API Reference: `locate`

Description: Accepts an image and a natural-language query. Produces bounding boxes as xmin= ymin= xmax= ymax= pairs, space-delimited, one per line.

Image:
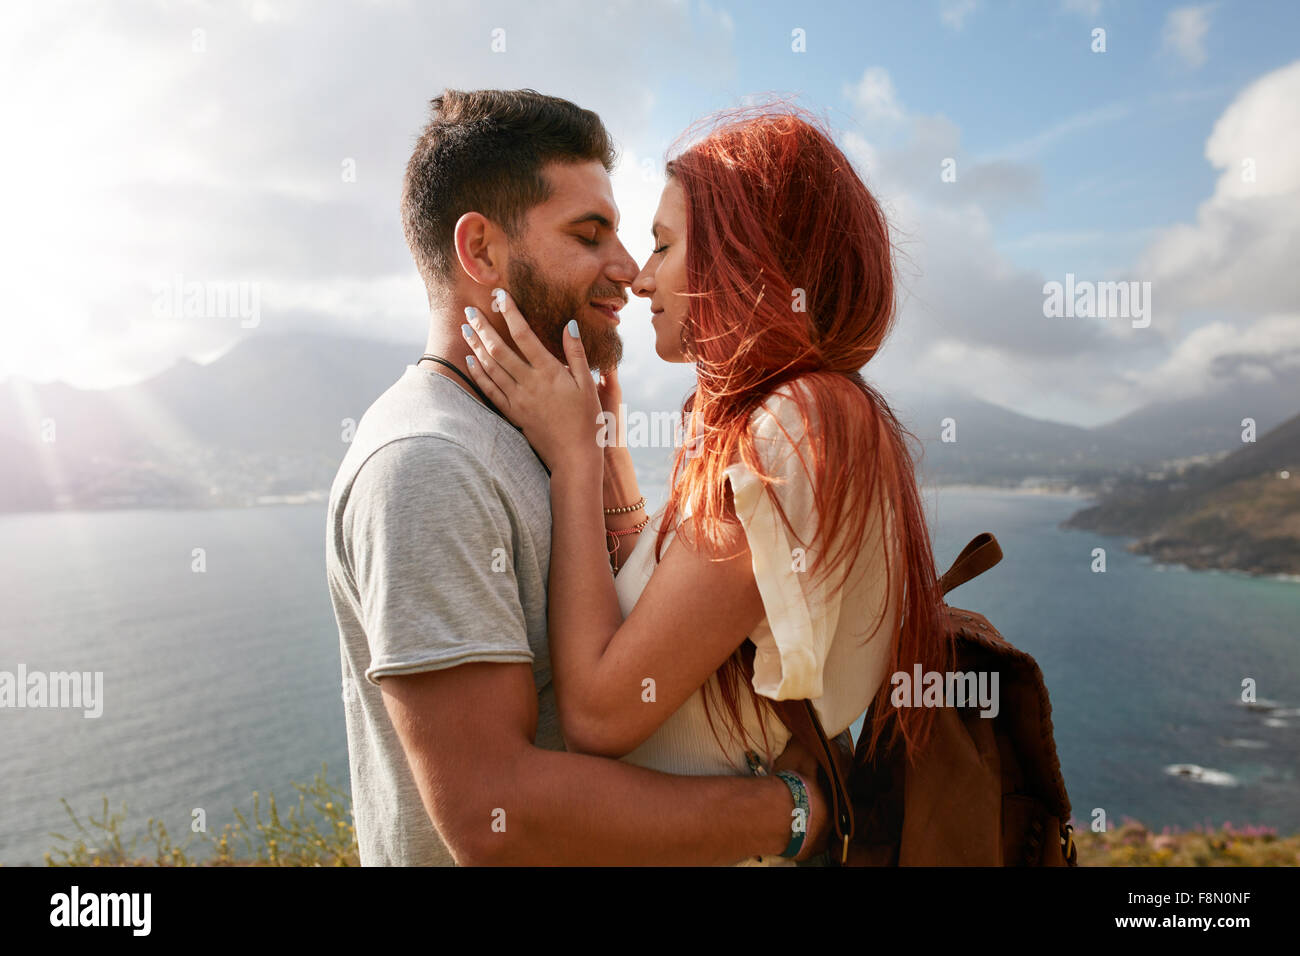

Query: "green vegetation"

xmin=1073 ymin=818 xmax=1300 ymax=866
xmin=23 ymin=771 xmax=1299 ymax=865
xmin=40 ymin=765 xmax=358 ymax=867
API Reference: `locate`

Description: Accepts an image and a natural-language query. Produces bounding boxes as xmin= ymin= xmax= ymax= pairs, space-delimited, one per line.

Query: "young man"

xmin=325 ymin=88 xmax=827 ymax=865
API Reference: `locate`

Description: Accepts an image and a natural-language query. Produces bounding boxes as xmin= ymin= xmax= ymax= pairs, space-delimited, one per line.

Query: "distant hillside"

xmin=1089 ymin=375 xmax=1296 ymax=464
xmin=0 ymin=332 xmax=1295 ymax=515
xmin=893 ymin=389 xmax=1137 ymax=490
xmin=894 ymin=380 xmax=1295 ymax=491
xmin=0 ymin=335 xmax=415 ymax=512
xmin=1062 ymin=412 xmax=1300 ymax=576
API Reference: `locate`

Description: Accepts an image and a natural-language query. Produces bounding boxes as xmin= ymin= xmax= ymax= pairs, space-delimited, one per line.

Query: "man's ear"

xmin=453 ymin=212 xmax=508 ymax=287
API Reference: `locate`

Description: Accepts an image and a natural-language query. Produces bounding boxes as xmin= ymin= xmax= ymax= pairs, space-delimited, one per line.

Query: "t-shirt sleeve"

xmin=343 ymin=437 xmax=534 ymax=685
xmin=724 ymin=386 xmax=846 ymax=702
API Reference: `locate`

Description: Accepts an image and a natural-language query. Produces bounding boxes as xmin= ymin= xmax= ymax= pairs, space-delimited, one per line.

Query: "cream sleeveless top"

xmin=612 ymin=379 xmax=901 ymax=865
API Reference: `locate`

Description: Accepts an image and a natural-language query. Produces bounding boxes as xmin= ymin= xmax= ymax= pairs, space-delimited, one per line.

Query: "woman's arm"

xmin=549 ymin=459 xmax=765 ymax=756
xmin=602 ymin=443 xmax=645 ymax=573
xmin=595 ymin=366 xmax=647 ymax=571
xmin=462 ymin=291 xmax=766 ymax=756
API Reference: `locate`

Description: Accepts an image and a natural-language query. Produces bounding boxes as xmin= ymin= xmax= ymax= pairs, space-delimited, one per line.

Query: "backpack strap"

xmin=739 ymin=642 xmax=855 ymax=862
xmin=770 ymin=697 xmax=855 ymax=863
xmin=938 ymin=532 xmax=1002 ymax=595
xmin=748 ymin=532 xmax=1005 ymax=863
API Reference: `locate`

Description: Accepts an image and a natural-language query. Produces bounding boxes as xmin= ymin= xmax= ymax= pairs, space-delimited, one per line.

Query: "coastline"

xmin=929 ymin=482 xmax=1096 ymax=500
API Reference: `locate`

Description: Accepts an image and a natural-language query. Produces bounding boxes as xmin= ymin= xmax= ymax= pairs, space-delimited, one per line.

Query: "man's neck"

xmin=418 ymin=312 xmax=487 ymax=408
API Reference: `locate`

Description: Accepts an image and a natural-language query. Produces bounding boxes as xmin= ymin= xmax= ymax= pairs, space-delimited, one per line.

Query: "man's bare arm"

xmin=381 ymin=660 xmax=823 ymax=865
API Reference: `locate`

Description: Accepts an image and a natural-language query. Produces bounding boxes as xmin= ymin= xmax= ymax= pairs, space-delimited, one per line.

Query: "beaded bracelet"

xmin=608 ymin=516 xmax=650 ymax=538
xmin=604 ymin=495 xmax=646 ymax=516
xmin=606 ymin=515 xmax=650 ymax=574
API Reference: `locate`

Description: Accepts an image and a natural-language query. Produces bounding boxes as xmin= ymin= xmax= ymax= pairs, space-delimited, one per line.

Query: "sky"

xmin=1 ymin=0 xmax=1297 ymax=427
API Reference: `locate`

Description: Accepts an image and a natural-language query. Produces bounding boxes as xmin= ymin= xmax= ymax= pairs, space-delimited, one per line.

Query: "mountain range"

xmin=1 ymin=332 xmax=1295 ymax=575
xmin=1062 ymin=410 xmax=1300 ymax=575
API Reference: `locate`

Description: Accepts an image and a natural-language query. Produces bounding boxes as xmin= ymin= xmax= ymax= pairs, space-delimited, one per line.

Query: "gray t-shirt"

xmin=325 ymin=364 xmax=561 ymax=866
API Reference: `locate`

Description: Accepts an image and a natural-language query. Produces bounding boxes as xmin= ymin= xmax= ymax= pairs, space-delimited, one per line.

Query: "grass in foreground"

xmin=1072 ymin=818 xmax=1300 ymax=866
xmin=41 ymin=765 xmax=358 ymax=867
xmin=27 ymin=772 xmax=1300 ymax=866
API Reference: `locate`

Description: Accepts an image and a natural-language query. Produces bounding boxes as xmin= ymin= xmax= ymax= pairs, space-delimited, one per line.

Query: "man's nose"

xmin=608 ymin=239 xmax=639 ymax=288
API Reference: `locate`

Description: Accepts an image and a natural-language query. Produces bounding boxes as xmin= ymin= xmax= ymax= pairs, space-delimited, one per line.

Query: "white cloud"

xmin=4 ymin=2 xmax=1292 ymax=439
xmin=840 ymin=59 xmax=1300 ymax=424
xmin=1126 ymin=314 xmax=1300 ymax=400
xmin=1205 ymin=60 xmax=1300 ymax=200
xmin=873 ymin=113 xmax=1041 ymax=209
xmin=0 ymin=0 xmax=738 ymax=388
xmin=845 ymin=66 xmax=904 ymax=123
xmin=1137 ymin=59 xmax=1300 ymax=322
xmin=832 ymin=81 xmax=1139 ymax=422
xmin=940 ymin=0 xmax=978 ymax=31
xmin=1162 ymin=5 xmax=1214 ymax=69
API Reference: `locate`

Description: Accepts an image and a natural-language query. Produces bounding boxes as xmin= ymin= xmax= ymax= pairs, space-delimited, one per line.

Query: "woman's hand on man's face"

xmin=596 ymin=364 xmax=624 ymax=418
xmin=461 ymin=287 xmax=603 ymax=474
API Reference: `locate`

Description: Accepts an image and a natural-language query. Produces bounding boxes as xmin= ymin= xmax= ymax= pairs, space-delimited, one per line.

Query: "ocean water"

xmin=920 ymin=486 xmax=1300 ymax=840
xmin=1 ymin=488 xmax=1296 ymax=864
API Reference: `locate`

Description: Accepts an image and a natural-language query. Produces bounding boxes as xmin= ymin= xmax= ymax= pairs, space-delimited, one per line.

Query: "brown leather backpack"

xmin=768 ymin=532 xmax=1078 ymax=866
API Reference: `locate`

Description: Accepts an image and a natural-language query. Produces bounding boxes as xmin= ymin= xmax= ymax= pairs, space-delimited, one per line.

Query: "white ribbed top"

xmin=612 ymin=379 xmax=901 ymax=865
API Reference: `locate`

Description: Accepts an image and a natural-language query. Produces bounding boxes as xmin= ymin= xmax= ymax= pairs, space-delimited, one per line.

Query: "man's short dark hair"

xmin=401 ymin=89 xmax=617 ymax=288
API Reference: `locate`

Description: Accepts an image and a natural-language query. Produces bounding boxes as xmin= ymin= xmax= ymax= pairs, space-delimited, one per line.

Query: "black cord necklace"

xmin=418 ymin=353 xmax=501 ymax=414
xmin=416 ymin=353 xmax=551 ymax=477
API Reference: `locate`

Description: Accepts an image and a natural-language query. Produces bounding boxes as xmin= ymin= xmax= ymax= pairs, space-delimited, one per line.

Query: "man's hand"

xmin=772 ymin=733 xmax=832 ymax=862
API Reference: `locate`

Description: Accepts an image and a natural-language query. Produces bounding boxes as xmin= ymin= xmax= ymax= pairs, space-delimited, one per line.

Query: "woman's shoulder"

xmin=740 ymin=377 xmax=821 ymax=466
xmin=754 ymin=376 xmax=816 ymax=420
xmin=722 ymin=381 xmax=823 ymax=517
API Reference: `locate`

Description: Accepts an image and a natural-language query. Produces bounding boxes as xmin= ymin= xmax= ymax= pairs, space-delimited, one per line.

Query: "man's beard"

xmin=506 ymin=253 xmax=623 ymax=374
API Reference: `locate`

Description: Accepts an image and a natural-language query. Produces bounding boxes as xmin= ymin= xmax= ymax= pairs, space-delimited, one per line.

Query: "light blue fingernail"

xmin=464 ymin=306 xmax=478 ymax=321
xmin=466 ymin=355 xmax=476 ymax=368
xmin=567 ymin=319 xmax=579 ymax=337
xmin=462 ymin=323 xmax=474 ymax=339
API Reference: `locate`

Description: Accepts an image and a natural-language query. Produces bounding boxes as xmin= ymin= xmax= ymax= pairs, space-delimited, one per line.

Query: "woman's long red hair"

xmin=653 ymin=104 xmax=952 ymax=767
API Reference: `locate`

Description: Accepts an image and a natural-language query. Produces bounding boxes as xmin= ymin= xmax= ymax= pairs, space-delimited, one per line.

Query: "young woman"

xmin=462 ymin=106 xmax=953 ymax=865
